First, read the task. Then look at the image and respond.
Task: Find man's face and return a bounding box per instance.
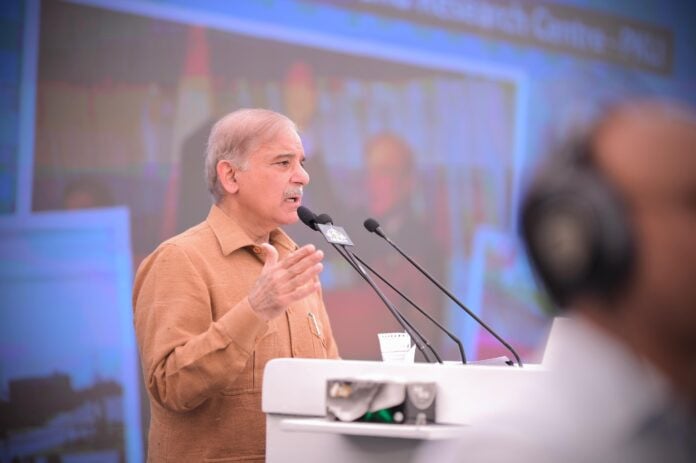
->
[233,127,309,232]
[598,108,696,346]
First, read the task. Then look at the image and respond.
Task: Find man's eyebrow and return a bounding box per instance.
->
[271,153,305,162]
[270,153,295,161]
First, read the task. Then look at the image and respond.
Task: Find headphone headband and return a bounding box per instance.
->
[520,130,635,309]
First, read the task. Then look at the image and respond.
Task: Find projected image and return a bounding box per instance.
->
[1,302,126,463]
[0,210,140,463]
[31,0,544,361]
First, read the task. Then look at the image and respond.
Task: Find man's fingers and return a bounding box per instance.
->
[276,262,323,296]
[285,249,324,279]
[280,244,317,269]
[287,278,321,303]
[250,245,322,320]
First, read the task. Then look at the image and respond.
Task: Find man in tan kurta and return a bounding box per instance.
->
[133,108,339,462]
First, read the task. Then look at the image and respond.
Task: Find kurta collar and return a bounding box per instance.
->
[206,204,298,256]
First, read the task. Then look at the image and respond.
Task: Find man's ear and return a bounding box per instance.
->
[217,160,240,195]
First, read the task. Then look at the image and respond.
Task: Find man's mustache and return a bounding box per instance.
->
[283,187,303,199]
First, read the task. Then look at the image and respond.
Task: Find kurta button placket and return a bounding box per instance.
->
[251,246,264,262]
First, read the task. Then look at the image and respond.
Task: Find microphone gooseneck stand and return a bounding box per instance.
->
[364,218,523,367]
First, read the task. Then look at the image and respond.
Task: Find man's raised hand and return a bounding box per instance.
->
[248,243,324,321]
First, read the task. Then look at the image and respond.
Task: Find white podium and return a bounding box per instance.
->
[263,358,545,462]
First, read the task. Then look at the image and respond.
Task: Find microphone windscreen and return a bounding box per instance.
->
[316,213,333,225]
[297,206,318,230]
[364,218,380,233]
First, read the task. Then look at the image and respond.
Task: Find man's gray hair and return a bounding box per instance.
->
[205,108,297,202]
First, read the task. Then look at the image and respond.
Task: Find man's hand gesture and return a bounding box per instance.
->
[248,243,324,321]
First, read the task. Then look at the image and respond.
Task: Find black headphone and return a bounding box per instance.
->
[519,130,635,309]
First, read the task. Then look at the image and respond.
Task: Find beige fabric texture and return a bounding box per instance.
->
[133,205,339,462]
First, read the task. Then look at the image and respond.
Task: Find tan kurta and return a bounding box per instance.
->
[133,205,339,462]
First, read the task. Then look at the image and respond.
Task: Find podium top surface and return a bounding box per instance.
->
[262,358,544,425]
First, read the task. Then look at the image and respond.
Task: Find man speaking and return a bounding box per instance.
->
[133,108,339,462]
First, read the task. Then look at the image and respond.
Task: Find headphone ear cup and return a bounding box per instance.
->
[521,165,634,308]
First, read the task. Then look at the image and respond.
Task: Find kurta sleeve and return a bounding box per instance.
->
[133,243,268,412]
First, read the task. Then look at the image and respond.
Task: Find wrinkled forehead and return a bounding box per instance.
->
[235,117,295,150]
[595,105,696,203]
[250,125,303,155]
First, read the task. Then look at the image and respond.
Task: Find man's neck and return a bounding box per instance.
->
[216,200,271,245]
[579,304,696,405]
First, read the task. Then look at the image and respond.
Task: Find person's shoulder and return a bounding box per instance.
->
[145,221,216,264]
[133,222,217,293]
[167,220,213,247]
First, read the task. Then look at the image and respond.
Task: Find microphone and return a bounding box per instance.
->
[364,218,386,238]
[348,252,467,364]
[363,217,523,367]
[316,213,333,227]
[297,206,320,231]
[297,206,441,363]
[323,215,466,363]
[312,212,442,363]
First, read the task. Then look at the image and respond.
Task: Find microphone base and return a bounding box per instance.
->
[468,356,515,367]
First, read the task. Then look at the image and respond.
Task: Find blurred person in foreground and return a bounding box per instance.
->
[133,108,339,462]
[419,100,696,462]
